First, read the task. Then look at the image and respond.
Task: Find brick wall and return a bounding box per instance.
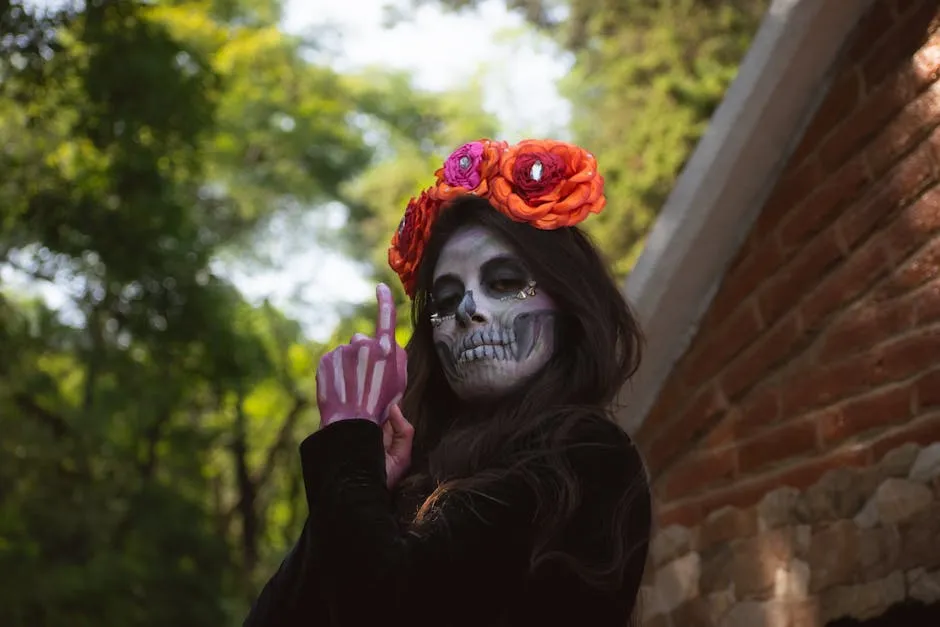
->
[636,0,940,529]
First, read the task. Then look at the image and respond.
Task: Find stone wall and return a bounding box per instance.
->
[641,442,940,627]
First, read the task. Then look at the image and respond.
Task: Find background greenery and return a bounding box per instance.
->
[0,0,765,624]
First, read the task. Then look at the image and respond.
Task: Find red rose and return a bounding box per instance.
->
[511,152,566,200]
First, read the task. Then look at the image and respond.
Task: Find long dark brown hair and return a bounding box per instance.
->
[398,195,650,615]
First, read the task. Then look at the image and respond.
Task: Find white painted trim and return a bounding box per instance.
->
[615,0,877,434]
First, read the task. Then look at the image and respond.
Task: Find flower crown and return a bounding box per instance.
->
[387,138,606,297]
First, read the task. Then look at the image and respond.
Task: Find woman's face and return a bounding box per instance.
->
[430,225,557,400]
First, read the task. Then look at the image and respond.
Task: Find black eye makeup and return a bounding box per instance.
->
[482,256,530,296]
[430,277,464,315]
[430,255,538,324]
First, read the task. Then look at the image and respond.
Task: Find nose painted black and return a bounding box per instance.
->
[455,291,477,326]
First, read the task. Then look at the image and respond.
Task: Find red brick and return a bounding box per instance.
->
[817,384,914,445]
[636,376,687,446]
[683,303,762,390]
[738,419,818,473]
[912,30,940,86]
[883,186,940,267]
[780,351,888,418]
[917,368,940,410]
[660,447,738,500]
[702,412,739,449]
[759,230,844,325]
[643,387,719,474]
[735,386,782,437]
[644,385,729,477]
[837,181,913,251]
[894,0,926,20]
[720,314,803,400]
[790,69,863,166]
[861,0,939,91]
[675,384,728,443]
[867,82,940,176]
[916,278,940,323]
[754,158,825,239]
[881,236,940,297]
[820,61,923,171]
[902,185,940,235]
[707,239,783,326]
[870,412,940,460]
[802,242,891,331]
[642,434,677,480]
[778,156,872,249]
[819,297,916,362]
[847,0,896,61]
[880,326,940,380]
[656,500,701,529]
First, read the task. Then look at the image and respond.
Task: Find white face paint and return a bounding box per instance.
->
[430,225,557,400]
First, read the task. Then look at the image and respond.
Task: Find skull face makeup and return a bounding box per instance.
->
[431,225,557,400]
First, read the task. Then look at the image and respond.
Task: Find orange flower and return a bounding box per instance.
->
[430,139,508,202]
[489,139,605,229]
[388,188,443,297]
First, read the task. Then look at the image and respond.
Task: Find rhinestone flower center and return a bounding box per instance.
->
[530,160,543,181]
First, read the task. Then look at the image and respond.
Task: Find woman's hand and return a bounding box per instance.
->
[382,404,414,490]
[316,284,408,428]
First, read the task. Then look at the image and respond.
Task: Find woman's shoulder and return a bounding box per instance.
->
[536,406,648,484]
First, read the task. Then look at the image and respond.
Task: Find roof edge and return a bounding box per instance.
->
[616,0,877,434]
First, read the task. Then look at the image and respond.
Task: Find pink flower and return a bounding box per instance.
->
[442,141,485,189]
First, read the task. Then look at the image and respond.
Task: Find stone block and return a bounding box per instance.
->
[699,506,758,550]
[730,529,796,600]
[909,442,940,482]
[807,520,859,592]
[757,487,802,531]
[876,442,921,479]
[871,477,933,525]
[857,525,902,582]
[899,501,940,571]
[652,551,701,615]
[819,571,905,624]
[700,544,733,595]
[650,524,693,567]
[774,558,810,599]
[908,567,940,604]
[798,467,878,522]
[719,599,819,627]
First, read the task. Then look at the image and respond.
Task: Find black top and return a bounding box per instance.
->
[244,413,650,627]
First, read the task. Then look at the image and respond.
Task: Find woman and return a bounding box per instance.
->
[245,139,652,626]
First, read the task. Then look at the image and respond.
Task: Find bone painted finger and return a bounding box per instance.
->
[365,359,387,415]
[316,360,329,403]
[356,345,369,405]
[374,283,396,356]
[331,347,347,403]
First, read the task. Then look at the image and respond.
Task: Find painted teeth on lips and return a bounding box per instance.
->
[455,328,517,362]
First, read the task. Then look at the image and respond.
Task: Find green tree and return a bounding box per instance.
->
[0,0,459,624]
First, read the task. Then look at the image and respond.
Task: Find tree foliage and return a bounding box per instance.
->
[0,0,489,624]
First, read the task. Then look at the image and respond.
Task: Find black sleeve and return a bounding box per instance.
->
[242,521,330,627]
[301,417,650,627]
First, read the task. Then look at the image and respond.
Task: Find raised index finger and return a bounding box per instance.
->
[375,283,396,356]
